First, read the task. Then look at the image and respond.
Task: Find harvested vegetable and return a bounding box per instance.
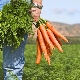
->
[36,37,42,64]
[46,21,68,42]
[37,28,48,62]
[35,18,68,65]
[39,24,54,50]
[47,29,63,52]
[54,34,62,46]
[0,0,33,49]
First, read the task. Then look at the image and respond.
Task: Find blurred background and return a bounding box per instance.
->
[0,0,80,44]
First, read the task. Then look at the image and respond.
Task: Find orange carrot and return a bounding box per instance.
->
[36,37,42,64]
[46,21,68,43]
[46,43,52,56]
[47,29,63,52]
[37,28,48,61]
[45,42,52,65]
[39,24,54,50]
[47,53,51,65]
[54,34,62,46]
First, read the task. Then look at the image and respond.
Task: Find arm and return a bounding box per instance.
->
[32,0,42,6]
[30,0,43,22]
[29,0,43,37]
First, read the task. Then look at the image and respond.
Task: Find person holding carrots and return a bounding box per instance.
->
[1,0,43,80]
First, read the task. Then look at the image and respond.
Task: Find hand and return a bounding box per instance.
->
[30,7,41,22]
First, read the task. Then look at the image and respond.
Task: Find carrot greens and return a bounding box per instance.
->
[0,0,34,49]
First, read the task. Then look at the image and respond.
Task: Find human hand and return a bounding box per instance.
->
[30,7,41,22]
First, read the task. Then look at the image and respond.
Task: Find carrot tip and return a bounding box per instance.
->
[61,50,63,53]
[67,41,69,43]
[48,63,51,65]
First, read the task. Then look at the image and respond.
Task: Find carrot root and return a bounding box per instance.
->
[46,21,68,43]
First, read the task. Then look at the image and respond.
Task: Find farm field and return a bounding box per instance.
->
[0,44,80,80]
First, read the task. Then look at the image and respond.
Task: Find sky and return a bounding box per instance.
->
[0,0,80,24]
[41,0,80,24]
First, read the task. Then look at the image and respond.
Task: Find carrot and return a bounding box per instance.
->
[47,29,63,53]
[54,34,62,46]
[46,43,52,56]
[37,28,48,61]
[47,53,51,65]
[36,37,42,64]
[39,24,54,50]
[46,21,68,43]
[45,42,52,65]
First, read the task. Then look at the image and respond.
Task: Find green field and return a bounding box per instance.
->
[0,44,80,80]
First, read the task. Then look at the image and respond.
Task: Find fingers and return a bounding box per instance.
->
[30,7,41,22]
[33,16,40,22]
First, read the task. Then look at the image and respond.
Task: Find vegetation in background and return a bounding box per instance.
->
[27,36,80,44]
[0,44,80,80]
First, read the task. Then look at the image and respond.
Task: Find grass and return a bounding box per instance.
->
[0,44,80,80]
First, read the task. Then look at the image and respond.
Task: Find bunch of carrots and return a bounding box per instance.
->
[35,19,68,65]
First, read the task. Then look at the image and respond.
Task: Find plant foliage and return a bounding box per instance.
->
[0,0,33,49]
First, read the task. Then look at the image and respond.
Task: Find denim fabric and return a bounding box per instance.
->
[3,34,28,80]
